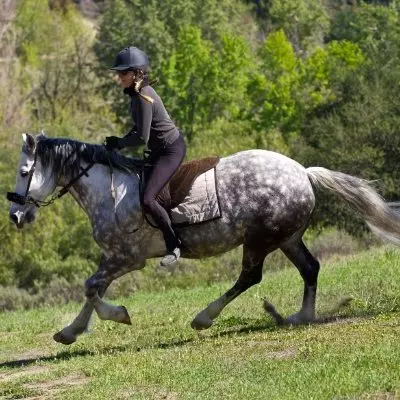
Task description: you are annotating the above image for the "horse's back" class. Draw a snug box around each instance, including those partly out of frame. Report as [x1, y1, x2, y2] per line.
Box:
[217, 149, 311, 195]
[215, 149, 315, 234]
[220, 149, 305, 171]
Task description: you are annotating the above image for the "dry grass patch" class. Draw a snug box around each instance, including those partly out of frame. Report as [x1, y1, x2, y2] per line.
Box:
[359, 392, 399, 400]
[23, 372, 90, 397]
[244, 340, 297, 359]
[0, 365, 50, 383]
[265, 348, 297, 359]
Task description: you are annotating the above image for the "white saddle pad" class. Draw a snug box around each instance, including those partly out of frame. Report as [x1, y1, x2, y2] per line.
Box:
[170, 167, 221, 226]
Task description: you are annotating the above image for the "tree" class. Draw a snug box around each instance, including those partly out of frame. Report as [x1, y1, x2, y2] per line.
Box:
[296, 59, 400, 235]
[268, 0, 330, 54]
[330, 2, 400, 63]
[15, 0, 100, 123]
[250, 29, 299, 136]
[95, 0, 258, 126]
[160, 26, 252, 140]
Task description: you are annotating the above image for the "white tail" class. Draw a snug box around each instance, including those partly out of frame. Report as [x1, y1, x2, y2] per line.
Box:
[307, 167, 400, 245]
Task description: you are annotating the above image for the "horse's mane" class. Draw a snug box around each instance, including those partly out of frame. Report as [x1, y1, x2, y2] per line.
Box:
[36, 137, 141, 179]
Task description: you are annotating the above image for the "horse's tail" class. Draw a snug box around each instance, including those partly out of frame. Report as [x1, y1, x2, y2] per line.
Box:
[306, 167, 400, 245]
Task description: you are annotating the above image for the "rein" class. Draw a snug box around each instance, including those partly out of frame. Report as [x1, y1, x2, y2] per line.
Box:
[6, 146, 95, 208]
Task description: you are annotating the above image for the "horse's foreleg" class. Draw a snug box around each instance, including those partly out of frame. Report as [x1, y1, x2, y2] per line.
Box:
[84, 255, 145, 325]
[84, 269, 132, 325]
[280, 239, 320, 324]
[53, 282, 110, 345]
[53, 255, 143, 345]
[191, 243, 269, 330]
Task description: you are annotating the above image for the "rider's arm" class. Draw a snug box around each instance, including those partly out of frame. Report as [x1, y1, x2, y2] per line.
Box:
[134, 95, 152, 146]
[118, 95, 153, 149]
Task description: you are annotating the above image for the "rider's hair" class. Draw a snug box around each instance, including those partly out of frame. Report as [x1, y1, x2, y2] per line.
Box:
[131, 69, 154, 104]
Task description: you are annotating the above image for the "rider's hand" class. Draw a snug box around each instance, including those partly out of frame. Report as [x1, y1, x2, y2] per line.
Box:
[104, 136, 121, 151]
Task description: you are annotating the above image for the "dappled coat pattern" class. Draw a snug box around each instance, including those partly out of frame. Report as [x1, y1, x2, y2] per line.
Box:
[8, 134, 400, 345]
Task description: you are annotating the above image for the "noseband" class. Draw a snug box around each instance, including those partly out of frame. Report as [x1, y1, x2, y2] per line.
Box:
[6, 145, 94, 208]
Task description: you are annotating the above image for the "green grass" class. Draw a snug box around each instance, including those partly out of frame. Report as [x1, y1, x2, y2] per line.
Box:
[1, 246, 400, 399]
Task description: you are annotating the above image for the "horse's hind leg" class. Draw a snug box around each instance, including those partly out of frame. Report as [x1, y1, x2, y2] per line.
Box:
[277, 238, 320, 324]
[191, 242, 273, 330]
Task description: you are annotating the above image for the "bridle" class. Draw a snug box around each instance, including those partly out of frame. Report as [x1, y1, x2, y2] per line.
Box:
[6, 145, 94, 208]
[7, 141, 148, 235]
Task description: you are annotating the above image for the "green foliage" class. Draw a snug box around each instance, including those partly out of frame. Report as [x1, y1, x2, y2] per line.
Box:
[15, 0, 111, 129]
[95, 0, 257, 125]
[331, 2, 400, 59]
[251, 30, 299, 135]
[160, 26, 252, 139]
[96, 0, 255, 69]
[249, 30, 365, 148]
[269, 0, 330, 53]
[297, 62, 400, 233]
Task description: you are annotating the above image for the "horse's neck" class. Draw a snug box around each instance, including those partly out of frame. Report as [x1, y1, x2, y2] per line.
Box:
[65, 162, 140, 221]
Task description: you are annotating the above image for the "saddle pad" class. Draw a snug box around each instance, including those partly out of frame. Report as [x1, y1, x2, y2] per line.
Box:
[170, 167, 221, 226]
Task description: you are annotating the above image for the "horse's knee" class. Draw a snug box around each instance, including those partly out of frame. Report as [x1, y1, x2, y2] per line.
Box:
[84, 276, 99, 297]
[239, 267, 263, 289]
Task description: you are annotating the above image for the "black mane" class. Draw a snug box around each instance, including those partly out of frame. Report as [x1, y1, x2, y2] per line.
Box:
[36, 137, 142, 180]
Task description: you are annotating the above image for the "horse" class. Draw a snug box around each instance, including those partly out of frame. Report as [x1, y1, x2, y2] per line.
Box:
[8, 133, 400, 345]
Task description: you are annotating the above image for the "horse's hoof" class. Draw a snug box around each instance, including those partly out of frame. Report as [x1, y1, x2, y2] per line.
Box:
[191, 311, 213, 330]
[53, 330, 77, 345]
[263, 299, 285, 325]
[117, 306, 132, 325]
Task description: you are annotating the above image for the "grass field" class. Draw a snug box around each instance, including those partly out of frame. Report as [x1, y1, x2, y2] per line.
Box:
[1, 246, 400, 399]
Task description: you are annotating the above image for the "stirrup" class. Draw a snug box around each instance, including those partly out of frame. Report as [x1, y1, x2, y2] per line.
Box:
[159, 247, 181, 267]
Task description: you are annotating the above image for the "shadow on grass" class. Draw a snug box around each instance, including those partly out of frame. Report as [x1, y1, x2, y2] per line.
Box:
[0, 308, 385, 370]
[0, 348, 95, 369]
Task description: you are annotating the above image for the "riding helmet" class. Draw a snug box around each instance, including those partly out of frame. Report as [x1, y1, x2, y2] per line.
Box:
[110, 47, 149, 72]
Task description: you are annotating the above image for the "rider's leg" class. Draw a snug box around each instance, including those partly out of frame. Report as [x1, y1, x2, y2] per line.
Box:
[143, 136, 186, 264]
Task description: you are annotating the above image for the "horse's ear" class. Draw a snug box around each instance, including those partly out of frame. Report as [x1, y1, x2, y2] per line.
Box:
[22, 133, 36, 154]
[39, 129, 46, 137]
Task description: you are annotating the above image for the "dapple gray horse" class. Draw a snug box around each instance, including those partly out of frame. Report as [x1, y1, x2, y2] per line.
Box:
[8, 133, 400, 345]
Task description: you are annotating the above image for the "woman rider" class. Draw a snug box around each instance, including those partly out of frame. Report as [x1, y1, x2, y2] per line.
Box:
[105, 46, 186, 266]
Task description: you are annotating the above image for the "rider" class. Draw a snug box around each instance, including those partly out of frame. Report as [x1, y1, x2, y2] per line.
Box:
[105, 46, 186, 266]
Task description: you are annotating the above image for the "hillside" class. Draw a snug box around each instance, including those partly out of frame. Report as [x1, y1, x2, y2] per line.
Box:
[1, 246, 399, 399]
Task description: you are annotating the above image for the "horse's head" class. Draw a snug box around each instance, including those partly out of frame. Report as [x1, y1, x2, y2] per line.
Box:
[8, 133, 57, 229]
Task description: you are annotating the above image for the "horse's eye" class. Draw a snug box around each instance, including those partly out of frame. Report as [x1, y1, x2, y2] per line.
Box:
[20, 170, 29, 178]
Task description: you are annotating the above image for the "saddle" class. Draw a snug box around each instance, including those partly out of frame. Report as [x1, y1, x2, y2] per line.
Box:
[142, 156, 219, 211]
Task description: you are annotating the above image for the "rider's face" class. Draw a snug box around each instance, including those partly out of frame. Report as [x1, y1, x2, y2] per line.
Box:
[116, 70, 135, 88]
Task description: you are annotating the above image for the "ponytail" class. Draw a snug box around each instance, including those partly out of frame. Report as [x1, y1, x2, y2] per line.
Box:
[133, 79, 153, 103]
[133, 70, 158, 104]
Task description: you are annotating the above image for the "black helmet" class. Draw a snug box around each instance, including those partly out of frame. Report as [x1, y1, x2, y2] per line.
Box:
[110, 47, 149, 72]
